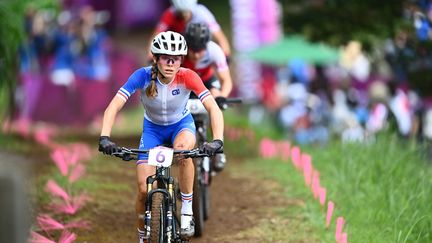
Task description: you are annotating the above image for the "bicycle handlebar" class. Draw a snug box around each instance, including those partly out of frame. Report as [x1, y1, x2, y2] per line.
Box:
[112, 147, 211, 161]
[215, 97, 242, 110]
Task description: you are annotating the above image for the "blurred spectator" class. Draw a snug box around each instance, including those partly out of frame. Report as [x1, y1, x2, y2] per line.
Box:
[340, 40, 371, 83]
[384, 29, 415, 85]
[15, 4, 121, 126]
[74, 5, 111, 81]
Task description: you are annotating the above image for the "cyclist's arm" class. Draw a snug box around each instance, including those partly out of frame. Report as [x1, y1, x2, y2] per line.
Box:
[184, 68, 224, 140]
[215, 68, 233, 98]
[202, 97, 224, 141]
[100, 96, 126, 137]
[212, 30, 231, 57]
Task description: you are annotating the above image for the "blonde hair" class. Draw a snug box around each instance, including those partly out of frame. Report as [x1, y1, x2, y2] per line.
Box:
[145, 62, 158, 98]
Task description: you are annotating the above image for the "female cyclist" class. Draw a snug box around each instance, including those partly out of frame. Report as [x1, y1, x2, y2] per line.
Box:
[98, 31, 224, 241]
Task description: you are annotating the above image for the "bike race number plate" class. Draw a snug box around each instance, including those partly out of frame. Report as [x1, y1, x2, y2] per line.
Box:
[148, 146, 174, 167]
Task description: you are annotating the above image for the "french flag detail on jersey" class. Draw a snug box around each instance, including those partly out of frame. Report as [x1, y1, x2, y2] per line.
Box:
[116, 88, 130, 102]
[198, 90, 211, 103]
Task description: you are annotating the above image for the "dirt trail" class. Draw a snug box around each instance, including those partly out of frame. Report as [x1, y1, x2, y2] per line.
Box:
[73, 150, 297, 243]
[7, 133, 313, 243]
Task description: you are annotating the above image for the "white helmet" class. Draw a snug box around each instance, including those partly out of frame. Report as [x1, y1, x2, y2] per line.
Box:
[170, 0, 197, 11]
[151, 31, 188, 56]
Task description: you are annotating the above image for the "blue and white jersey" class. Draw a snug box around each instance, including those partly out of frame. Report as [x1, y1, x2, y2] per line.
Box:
[117, 67, 210, 125]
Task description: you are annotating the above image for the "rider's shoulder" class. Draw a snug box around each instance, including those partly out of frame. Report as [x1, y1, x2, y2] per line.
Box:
[177, 68, 199, 79]
[177, 67, 194, 75]
[135, 66, 152, 74]
[194, 4, 212, 12]
[207, 41, 223, 52]
[129, 66, 152, 79]
[192, 4, 215, 16]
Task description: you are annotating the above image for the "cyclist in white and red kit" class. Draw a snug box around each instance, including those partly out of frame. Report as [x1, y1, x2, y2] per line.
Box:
[146, 0, 230, 61]
[184, 22, 233, 172]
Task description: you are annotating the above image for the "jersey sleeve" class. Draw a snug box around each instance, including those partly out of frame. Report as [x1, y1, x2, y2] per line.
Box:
[208, 41, 229, 72]
[195, 5, 221, 32]
[183, 69, 211, 103]
[117, 67, 149, 102]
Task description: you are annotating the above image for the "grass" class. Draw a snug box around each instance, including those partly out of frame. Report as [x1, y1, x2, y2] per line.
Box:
[222, 108, 432, 242]
[299, 134, 432, 243]
[6, 102, 432, 242]
[244, 131, 432, 242]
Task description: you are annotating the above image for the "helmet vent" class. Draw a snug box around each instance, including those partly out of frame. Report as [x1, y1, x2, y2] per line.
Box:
[150, 31, 188, 56]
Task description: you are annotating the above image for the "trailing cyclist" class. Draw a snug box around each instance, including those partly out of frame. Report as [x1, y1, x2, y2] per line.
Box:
[98, 31, 224, 242]
[184, 22, 233, 172]
[146, 0, 231, 62]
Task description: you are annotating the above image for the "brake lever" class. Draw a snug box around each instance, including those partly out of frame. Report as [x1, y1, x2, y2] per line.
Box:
[112, 147, 135, 161]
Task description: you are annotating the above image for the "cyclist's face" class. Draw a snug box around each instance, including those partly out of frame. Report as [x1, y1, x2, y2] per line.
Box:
[187, 48, 205, 63]
[175, 10, 192, 20]
[156, 55, 183, 79]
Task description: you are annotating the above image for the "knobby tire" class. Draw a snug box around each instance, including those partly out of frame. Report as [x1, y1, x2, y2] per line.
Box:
[149, 193, 164, 243]
[192, 158, 205, 237]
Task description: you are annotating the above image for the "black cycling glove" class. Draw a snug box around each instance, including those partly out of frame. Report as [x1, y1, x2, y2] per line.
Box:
[215, 96, 227, 110]
[200, 139, 224, 156]
[98, 136, 118, 155]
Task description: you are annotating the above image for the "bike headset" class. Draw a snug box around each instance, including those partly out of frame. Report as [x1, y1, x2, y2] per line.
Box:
[184, 22, 210, 52]
[170, 0, 197, 12]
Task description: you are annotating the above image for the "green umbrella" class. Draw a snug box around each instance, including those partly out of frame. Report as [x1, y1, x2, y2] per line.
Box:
[248, 36, 340, 65]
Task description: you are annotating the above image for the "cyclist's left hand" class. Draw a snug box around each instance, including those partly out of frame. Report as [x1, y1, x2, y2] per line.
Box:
[215, 96, 228, 110]
[200, 139, 223, 156]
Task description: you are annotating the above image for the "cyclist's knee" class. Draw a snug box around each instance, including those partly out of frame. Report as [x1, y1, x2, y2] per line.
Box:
[174, 141, 194, 151]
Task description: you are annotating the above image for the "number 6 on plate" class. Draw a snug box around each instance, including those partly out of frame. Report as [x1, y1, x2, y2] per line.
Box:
[148, 146, 174, 167]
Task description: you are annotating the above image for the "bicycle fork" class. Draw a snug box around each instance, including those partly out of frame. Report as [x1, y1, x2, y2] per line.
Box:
[141, 178, 154, 240]
[142, 176, 177, 241]
[165, 177, 175, 242]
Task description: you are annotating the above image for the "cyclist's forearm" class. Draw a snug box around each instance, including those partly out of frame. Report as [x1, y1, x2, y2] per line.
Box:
[218, 71, 233, 98]
[100, 96, 125, 137]
[213, 30, 231, 56]
[208, 103, 224, 141]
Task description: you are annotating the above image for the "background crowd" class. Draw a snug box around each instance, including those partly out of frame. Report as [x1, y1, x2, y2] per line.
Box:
[250, 0, 432, 150]
[7, 0, 432, 154]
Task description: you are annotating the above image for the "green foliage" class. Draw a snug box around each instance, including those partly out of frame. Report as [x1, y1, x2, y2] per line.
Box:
[282, 0, 405, 49]
[0, 0, 27, 119]
[0, 0, 60, 120]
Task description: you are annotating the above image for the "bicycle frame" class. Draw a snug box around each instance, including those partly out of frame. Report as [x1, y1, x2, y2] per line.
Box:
[186, 96, 242, 237]
[113, 148, 208, 242]
[143, 164, 179, 242]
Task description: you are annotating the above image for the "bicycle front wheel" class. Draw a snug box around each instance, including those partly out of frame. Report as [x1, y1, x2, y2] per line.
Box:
[192, 159, 205, 237]
[149, 193, 164, 243]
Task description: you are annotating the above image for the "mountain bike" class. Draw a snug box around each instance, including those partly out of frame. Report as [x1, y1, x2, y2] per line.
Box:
[113, 146, 210, 243]
[186, 96, 242, 236]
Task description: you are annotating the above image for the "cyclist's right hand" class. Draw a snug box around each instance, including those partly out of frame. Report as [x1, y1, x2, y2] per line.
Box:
[98, 136, 119, 155]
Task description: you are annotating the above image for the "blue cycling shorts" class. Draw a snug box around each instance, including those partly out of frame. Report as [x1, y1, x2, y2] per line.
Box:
[137, 114, 196, 162]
